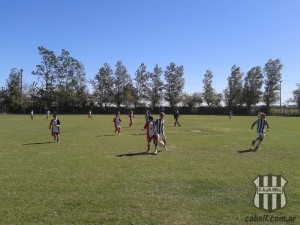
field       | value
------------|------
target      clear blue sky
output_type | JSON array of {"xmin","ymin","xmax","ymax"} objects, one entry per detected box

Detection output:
[{"xmin": 1, "ymin": 0, "xmax": 299, "ymax": 104}]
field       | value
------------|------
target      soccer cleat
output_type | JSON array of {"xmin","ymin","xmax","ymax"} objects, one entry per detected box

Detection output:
[
  {"xmin": 252, "ymin": 140, "xmax": 255, "ymax": 146},
  {"xmin": 253, "ymin": 146, "xmax": 259, "ymax": 151},
  {"xmin": 153, "ymin": 151, "xmax": 157, "ymax": 155}
]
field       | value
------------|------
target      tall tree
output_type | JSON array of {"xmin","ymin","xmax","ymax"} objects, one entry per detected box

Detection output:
[
  {"xmin": 133, "ymin": 63, "xmax": 149, "ymax": 107},
  {"xmin": 113, "ymin": 61, "xmax": 132, "ymax": 108},
  {"xmin": 223, "ymin": 65, "xmax": 243, "ymax": 110},
  {"xmin": 32, "ymin": 46, "xmax": 58, "ymax": 109},
  {"xmin": 263, "ymin": 59, "xmax": 283, "ymax": 112},
  {"xmin": 92, "ymin": 63, "xmax": 114, "ymax": 109},
  {"xmin": 28, "ymin": 81, "xmax": 42, "ymax": 109},
  {"xmin": 242, "ymin": 66, "xmax": 263, "ymax": 113},
  {"xmin": 164, "ymin": 62, "xmax": 185, "ymax": 108},
  {"xmin": 148, "ymin": 64, "xmax": 164, "ymax": 109},
  {"xmin": 56, "ymin": 49, "xmax": 87, "ymax": 112},
  {"xmin": 291, "ymin": 83, "xmax": 300, "ymax": 114},
  {"xmin": 73, "ymin": 63, "xmax": 89, "ymax": 111},
  {"xmin": 202, "ymin": 69, "xmax": 220, "ymax": 107},
  {"xmin": 5, "ymin": 68, "xmax": 22, "ymax": 112},
  {"xmin": 0, "ymin": 87, "xmax": 8, "ymax": 113}
]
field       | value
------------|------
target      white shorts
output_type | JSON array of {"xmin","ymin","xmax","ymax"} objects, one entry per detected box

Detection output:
[{"xmin": 157, "ymin": 133, "xmax": 166, "ymax": 141}]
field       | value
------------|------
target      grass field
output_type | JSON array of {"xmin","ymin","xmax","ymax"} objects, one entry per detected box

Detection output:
[{"xmin": 0, "ymin": 114, "xmax": 299, "ymax": 225}]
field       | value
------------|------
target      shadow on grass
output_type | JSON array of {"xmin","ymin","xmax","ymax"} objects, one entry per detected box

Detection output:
[
  {"xmin": 23, "ymin": 141, "xmax": 56, "ymax": 145},
  {"xmin": 116, "ymin": 151, "xmax": 160, "ymax": 157},
  {"xmin": 96, "ymin": 134, "xmax": 116, "ymax": 137},
  {"xmin": 237, "ymin": 149, "xmax": 255, "ymax": 153}
]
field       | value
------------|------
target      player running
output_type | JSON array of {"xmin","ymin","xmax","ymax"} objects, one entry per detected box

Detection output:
[
  {"xmin": 156, "ymin": 112, "xmax": 167, "ymax": 151},
  {"xmin": 129, "ymin": 110, "xmax": 134, "ymax": 127},
  {"xmin": 88, "ymin": 110, "xmax": 93, "ymax": 120},
  {"xmin": 113, "ymin": 112, "xmax": 121, "ymax": 135},
  {"xmin": 251, "ymin": 112, "xmax": 270, "ymax": 151},
  {"xmin": 49, "ymin": 114, "xmax": 61, "ymax": 142},
  {"xmin": 143, "ymin": 115, "xmax": 158, "ymax": 155}
]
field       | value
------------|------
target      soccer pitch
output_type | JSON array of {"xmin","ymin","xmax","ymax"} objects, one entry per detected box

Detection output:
[{"xmin": 0, "ymin": 114, "xmax": 299, "ymax": 225}]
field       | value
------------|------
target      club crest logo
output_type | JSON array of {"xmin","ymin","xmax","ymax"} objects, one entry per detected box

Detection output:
[{"xmin": 253, "ymin": 174, "xmax": 287, "ymax": 211}]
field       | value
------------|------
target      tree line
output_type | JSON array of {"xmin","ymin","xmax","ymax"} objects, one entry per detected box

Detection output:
[{"xmin": 0, "ymin": 46, "xmax": 299, "ymax": 114}]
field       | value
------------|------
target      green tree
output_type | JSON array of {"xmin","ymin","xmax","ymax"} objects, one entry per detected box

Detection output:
[
  {"xmin": 202, "ymin": 69, "xmax": 221, "ymax": 107},
  {"xmin": 56, "ymin": 49, "xmax": 88, "ymax": 112},
  {"xmin": 32, "ymin": 46, "xmax": 58, "ymax": 110},
  {"xmin": 0, "ymin": 87, "xmax": 8, "ymax": 113},
  {"xmin": 148, "ymin": 64, "xmax": 164, "ymax": 109},
  {"xmin": 113, "ymin": 61, "xmax": 132, "ymax": 108},
  {"xmin": 5, "ymin": 68, "xmax": 22, "ymax": 112},
  {"xmin": 291, "ymin": 83, "xmax": 300, "ymax": 114},
  {"xmin": 28, "ymin": 81, "xmax": 42, "ymax": 109},
  {"xmin": 164, "ymin": 62, "xmax": 185, "ymax": 108},
  {"xmin": 92, "ymin": 63, "xmax": 114, "ymax": 109},
  {"xmin": 263, "ymin": 59, "xmax": 283, "ymax": 113},
  {"xmin": 223, "ymin": 65, "xmax": 243, "ymax": 110},
  {"xmin": 133, "ymin": 63, "xmax": 149, "ymax": 107},
  {"xmin": 242, "ymin": 66, "xmax": 263, "ymax": 113}
]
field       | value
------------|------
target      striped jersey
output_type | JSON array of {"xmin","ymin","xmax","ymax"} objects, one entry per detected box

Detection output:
[
  {"xmin": 252, "ymin": 118, "xmax": 269, "ymax": 133},
  {"xmin": 156, "ymin": 118, "xmax": 165, "ymax": 134}
]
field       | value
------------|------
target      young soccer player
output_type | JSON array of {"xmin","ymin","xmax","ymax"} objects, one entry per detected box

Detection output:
[
  {"xmin": 156, "ymin": 112, "xmax": 167, "ymax": 151},
  {"xmin": 229, "ymin": 110, "xmax": 233, "ymax": 120},
  {"xmin": 46, "ymin": 110, "xmax": 50, "ymax": 119},
  {"xmin": 113, "ymin": 112, "xmax": 121, "ymax": 135},
  {"xmin": 174, "ymin": 110, "xmax": 181, "ymax": 126},
  {"xmin": 30, "ymin": 109, "xmax": 34, "ymax": 120},
  {"xmin": 88, "ymin": 110, "xmax": 92, "ymax": 120},
  {"xmin": 129, "ymin": 110, "xmax": 134, "ymax": 127},
  {"xmin": 143, "ymin": 115, "xmax": 158, "ymax": 155},
  {"xmin": 49, "ymin": 114, "xmax": 61, "ymax": 142},
  {"xmin": 251, "ymin": 112, "xmax": 270, "ymax": 151}
]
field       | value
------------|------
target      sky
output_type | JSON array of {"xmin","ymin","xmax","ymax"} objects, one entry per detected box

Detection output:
[{"xmin": 1, "ymin": 0, "xmax": 299, "ymax": 104}]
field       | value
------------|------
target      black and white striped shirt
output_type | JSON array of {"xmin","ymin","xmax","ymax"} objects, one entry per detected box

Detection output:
[
  {"xmin": 156, "ymin": 118, "xmax": 165, "ymax": 135},
  {"xmin": 252, "ymin": 118, "xmax": 269, "ymax": 133}
]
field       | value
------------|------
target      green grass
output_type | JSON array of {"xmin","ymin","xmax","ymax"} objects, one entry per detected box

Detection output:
[{"xmin": 0, "ymin": 114, "xmax": 299, "ymax": 225}]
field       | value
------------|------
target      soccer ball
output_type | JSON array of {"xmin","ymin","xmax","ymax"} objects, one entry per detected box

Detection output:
[{"xmin": 158, "ymin": 141, "xmax": 165, "ymax": 147}]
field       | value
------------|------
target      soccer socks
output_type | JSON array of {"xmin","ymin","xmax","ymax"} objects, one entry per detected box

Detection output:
[{"xmin": 154, "ymin": 144, "xmax": 158, "ymax": 154}]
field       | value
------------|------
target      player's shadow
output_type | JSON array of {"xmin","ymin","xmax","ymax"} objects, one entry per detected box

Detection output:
[
  {"xmin": 23, "ymin": 141, "xmax": 55, "ymax": 145},
  {"xmin": 237, "ymin": 149, "xmax": 255, "ymax": 153},
  {"xmin": 116, "ymin": 151, "xmax": 159, "ymax": 157},
  {"xmin": 96, "ymin": 134, "xmax": 116, "ymax": 137}
]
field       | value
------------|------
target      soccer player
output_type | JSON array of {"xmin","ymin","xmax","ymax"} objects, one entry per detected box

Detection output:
[
  {"xmin": 30, "ymin": 109, "xmax": 34, "ymax": 120},
  {"xmin": 229, "ymin": 110, "xmax": 233, "ymax": 120},
  {"xmin": 49, "ymin": 114, "xmax": 61, "ymax": 142},
  {"xmin": 251, "ymin": 112, "xmax": 270, "ymax": 151},
  {"xmin": 156, "ymin": 112, "xmax": 167, "ymax": 151},
  {"xmin": 129, "ymin": 110, "xmax": 134, "ymax": 127},
  {"xmin": 88, "ymin": 110, "xmax": 92, "ymax": 120},
  {"xmin": 113, "ymin": 112, "xmax": 122, "ymax": 135},
  {"xmin": 145, "ymin": 109, "xmax": 150, "ymax": 121},
  {"xmin": 143, "ymin": 115, "xmax": 158, "ymax": 155},
  {"xmin": 174, "ymin": 110, "xmax": 181, "ymax": 126},
  {"xmin": 46, "ymin": 110, "xmax": 50, "ymax": 119}
]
